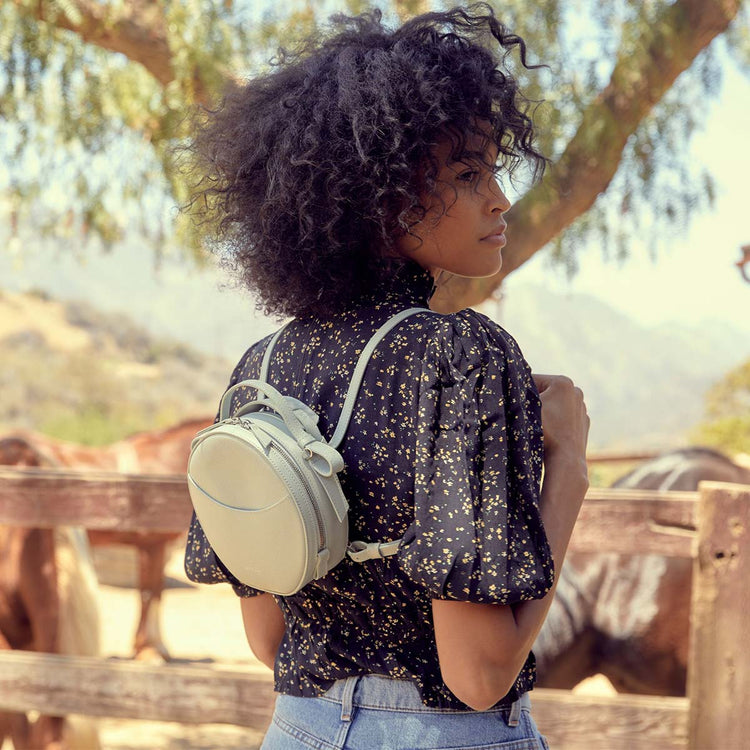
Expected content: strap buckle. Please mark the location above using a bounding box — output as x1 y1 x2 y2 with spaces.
346 539 401 563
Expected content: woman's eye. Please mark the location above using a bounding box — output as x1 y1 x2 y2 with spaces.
457 170 479 183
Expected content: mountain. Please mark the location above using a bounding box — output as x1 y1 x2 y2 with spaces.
485 284 749 450
0 289 231 442
3 239 747 450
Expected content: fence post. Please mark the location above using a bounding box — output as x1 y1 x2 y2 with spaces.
688 482 750 749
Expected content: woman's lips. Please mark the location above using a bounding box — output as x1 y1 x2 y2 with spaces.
481 223 507 245
481 232 506 245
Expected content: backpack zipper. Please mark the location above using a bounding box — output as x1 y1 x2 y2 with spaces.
269 439 326 553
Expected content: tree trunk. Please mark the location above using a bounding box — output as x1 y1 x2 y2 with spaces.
29 0 210 102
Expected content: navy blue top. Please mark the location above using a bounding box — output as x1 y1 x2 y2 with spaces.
184 262 553 709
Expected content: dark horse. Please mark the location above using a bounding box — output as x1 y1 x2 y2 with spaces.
533 447 750 695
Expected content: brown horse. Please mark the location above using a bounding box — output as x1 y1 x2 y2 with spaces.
533 447 750 695
0 417 212 662
0 438 101 750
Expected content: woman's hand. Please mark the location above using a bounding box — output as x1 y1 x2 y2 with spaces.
532 373 590 470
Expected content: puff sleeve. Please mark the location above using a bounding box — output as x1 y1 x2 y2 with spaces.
397 310 554 604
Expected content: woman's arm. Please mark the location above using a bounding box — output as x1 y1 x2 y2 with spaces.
239 594 286 670
432 374 589 710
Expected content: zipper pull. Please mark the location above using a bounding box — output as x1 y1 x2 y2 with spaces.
314 548 330 578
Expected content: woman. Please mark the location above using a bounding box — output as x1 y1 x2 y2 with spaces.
184 5 589 748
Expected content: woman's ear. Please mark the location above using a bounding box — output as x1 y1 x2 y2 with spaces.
390 199 427 259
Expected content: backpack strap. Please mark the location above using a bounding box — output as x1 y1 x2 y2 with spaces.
335 307 436 563
329 307 431 449
260 323 291 382
346 539 402 562
257 308 433 448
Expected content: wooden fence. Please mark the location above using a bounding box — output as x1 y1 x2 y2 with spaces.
0 466 748 749
585 449 661 464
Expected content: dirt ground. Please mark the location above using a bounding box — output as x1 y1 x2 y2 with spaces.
5 546 614 750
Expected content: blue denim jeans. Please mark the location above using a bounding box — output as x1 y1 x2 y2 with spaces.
261 674 550 749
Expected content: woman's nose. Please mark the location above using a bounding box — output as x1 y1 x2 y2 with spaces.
488 175 511 213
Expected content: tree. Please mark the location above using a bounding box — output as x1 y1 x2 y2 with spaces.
691 357 750 455
1 0 748 306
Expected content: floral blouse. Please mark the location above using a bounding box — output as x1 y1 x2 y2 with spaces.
184 261 554 709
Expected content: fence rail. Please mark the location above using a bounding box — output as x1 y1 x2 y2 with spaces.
0 466 192 531
1 468 748 750
0 651 275 727
0 466 697 555
585 449 662 464
0 650 689 750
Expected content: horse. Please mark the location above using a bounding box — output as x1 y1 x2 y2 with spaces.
0 438 102 750
0 416 212 662
533 446 750 695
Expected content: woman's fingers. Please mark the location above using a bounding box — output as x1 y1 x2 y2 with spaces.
531 373 590 459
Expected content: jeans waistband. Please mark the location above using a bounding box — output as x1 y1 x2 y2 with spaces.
321 674 530 722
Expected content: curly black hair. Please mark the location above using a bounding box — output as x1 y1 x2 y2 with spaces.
186 3 547 318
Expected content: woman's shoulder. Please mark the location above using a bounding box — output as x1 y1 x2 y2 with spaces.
223 330 277 390
413 307 529 374
447 308 524 350
223 308 531 390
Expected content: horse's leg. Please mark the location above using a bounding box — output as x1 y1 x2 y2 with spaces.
18 528 67 749
0 628 33 750
133 539 170 661
19 528 60 654
27 715 67 750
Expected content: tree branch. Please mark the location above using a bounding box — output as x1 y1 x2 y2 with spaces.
432 0 742 311
27 0 214 104
738 244 750 283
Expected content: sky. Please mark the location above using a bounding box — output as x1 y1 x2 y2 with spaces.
503 56 750 334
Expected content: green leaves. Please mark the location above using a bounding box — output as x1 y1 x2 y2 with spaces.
691 358 750 455
0 0 747 278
